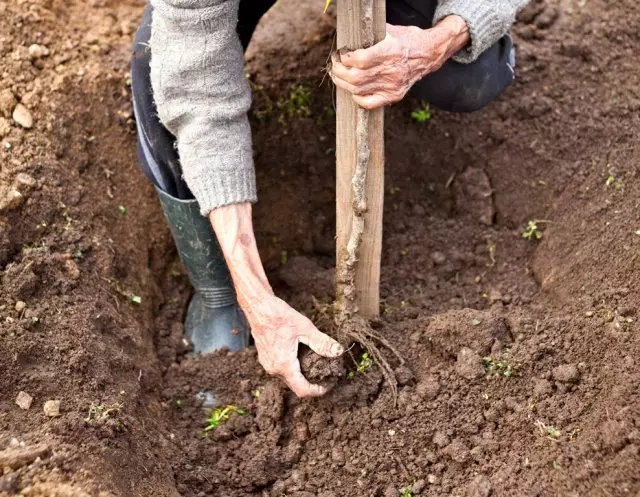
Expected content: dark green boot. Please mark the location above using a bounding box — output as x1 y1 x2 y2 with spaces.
156 187 250 354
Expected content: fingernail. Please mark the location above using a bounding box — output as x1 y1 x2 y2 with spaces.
331 343 344 356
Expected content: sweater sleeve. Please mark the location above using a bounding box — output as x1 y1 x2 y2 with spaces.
149 0 256 215
434 0 529 63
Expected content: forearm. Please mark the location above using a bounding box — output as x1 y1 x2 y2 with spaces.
150 0 256 215
208 202 272 317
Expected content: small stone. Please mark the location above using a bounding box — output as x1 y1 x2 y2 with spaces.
533 378 553 397
0 117 10 137
15 301 26 312
15 173 37 188
552 364 580 383
412 479 427 494
1 189 24 211
468 475 492 497
0 89 17 118
427 474 439 485
12 104 33 129
431 251 447 265
394 365 415 386
28 44 49 60
416 376 439 400
43 400 61 417
455 347 485 380
585 310 594 317
65 259 80 280
383 485 399 497
15 391 33 410
432 431 450 448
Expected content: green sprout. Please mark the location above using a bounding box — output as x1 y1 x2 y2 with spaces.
85 403 122 423
605 174 623 189
204 405 246 433
118 205 127 215
400 487 414 497
130 295 142 305
535 420 562 439
483 351 514 377
411 102 432 123
277 84 312 120
175 399 183 409
522 220 548 241
347 352 373 380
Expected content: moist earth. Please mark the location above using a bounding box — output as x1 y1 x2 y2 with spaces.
1 0 639 496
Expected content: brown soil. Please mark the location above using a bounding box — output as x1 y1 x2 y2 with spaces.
1 0 639 496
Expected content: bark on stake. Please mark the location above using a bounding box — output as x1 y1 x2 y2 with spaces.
335 0 402 399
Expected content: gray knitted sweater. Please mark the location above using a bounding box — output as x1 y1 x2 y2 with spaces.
149 0 527 215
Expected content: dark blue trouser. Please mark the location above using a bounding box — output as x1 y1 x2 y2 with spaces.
132 1 515 199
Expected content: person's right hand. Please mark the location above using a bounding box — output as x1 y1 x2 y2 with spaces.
246 294 344 397
209 202 344 397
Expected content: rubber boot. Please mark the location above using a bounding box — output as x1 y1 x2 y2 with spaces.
156 187 250 355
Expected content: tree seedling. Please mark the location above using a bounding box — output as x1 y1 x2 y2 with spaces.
411 102 432 123
204 405 246 433
347 352 373 380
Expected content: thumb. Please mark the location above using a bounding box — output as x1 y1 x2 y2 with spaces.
299 325 344 358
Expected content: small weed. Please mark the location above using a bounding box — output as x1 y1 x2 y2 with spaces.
522 220 549 241
280 250 288 266
251 389 261 399
400 487 414 497
73 248 85 261
118 205 127 215
535 420 561 439
175 399 183 409
346 352 373 380
61 210 73 230
277 84 312 120
204 405 246 433
85 403 122 423
487 240 497 267
130 295 142 305
411 102 432 123
484 351 515 377
605 174 624 189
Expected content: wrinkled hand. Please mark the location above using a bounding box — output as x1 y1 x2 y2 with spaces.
247 295 344 397
331 18 468 109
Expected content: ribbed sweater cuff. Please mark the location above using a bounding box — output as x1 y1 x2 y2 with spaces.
434 0 500 64
186 165 257 216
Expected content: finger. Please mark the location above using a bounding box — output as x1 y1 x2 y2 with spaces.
353 92 396 110
332 59 374 87
299 326 344 358
331 72 362 95
284 368 327 398
340 35 391 69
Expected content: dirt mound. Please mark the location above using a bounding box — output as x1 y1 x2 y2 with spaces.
1 0 639 496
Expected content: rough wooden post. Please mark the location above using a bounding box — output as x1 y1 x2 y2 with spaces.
336 0 385 318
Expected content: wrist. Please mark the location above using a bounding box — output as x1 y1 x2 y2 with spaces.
432 14 470 60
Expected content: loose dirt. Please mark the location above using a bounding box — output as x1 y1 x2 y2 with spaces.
1 0 638 496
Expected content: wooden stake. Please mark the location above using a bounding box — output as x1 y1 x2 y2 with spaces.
336 0 385 318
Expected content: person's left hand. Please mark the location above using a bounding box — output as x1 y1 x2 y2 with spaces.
330 18 469 110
